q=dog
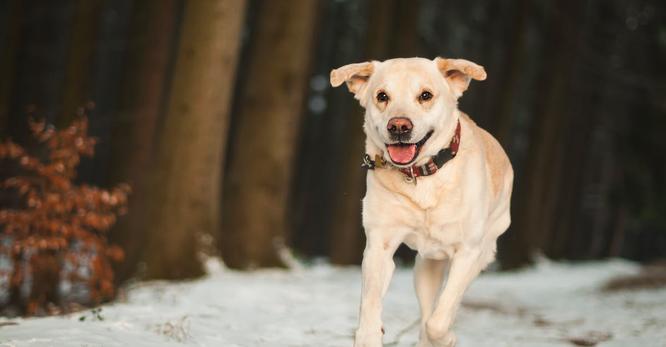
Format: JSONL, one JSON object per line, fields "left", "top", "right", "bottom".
{"left": 330, "top": 57, "right": 513, "bottom": 347}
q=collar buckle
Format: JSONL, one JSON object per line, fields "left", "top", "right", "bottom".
{"left": 404, "top": 166, "right": 416, "bottom": 185}
{"left": 362, "top": 154, "right": 375, "bottom": 169}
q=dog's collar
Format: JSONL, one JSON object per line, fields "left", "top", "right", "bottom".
{"left": 362, "top": 120, "right": 461, "bottom": 183}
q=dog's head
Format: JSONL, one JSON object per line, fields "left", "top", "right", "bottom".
{"left": 330, "top": 57, "right": 485, "bottom": 166}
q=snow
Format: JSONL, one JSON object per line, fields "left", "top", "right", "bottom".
{"left": 1, "top": 258, "right": 665, "bottom": 347}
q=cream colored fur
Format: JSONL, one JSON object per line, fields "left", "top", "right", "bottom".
{"left": 330, "top": 57, "right": 513, "bottom": 347}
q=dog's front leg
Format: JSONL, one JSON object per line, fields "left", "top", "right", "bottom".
{"left": 354, "top": 232, "right": 402, "bottom": 347}
{"left": 414, "top": 255, "right": 448, "bottom": 347}
{"left": 424, "top": 248, "right": 484, "bottom": 347}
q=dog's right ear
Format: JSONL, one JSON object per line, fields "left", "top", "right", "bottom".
{"left": 330, "top": 61, "right": 375, "bottom": 102}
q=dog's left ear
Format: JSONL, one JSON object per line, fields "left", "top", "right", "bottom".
{"left": 434, "top": 57, "right": 486, "bottom": 98}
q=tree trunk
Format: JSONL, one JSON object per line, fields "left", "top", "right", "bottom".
{"left": 0, "top": 0, "right": 22, "bottom": 137}
{"left": 6, "top": 1, "right": 72, "bottom": 141}
{"left": 141, "top": 0, "right": 247, "bottom": 279}
{"left": 106, "top": 0, "right": 179, "bottom": 282}
{"left": 289, "top": 0, "right": 366, "bottom": 260}
{"left": 502, "top": 0, "right": 584, "bottom": 268}
{"left": 59, "top": 0, "right": 102, "bottom": 125}
{"left": 487, "top": 0, "right": 529, "bottom": 144}
{"left": 220, "top": 0, "right": 318, "bottom": 269}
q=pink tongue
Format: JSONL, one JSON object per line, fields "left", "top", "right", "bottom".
{"left": 387, "top": 144, "right": 417, "bottom": 164}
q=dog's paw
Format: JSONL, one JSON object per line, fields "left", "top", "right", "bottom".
{"left": 425, "top": 319, "right": 457, "bottom": 347}
{"left": 353, "top": 329, "right": 383, "bottom": 347}
{"left": 415, "top": 338, "right": 434, "bottom": 347}
{"left": 416, "top": 326, "right": 435, "bottom": 347}
{"left": 426, "top": 331, "right": 456, "bottom": 347}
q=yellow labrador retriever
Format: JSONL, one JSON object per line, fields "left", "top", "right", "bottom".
{"left": 330, "top": 57, "right": 513, "bottom": 347}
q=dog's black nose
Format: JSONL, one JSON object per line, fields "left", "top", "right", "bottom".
{"left": 387, "top": 117, "right": 413, "bottom": 140}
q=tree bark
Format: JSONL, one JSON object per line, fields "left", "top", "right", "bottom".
{"left": 58, "top": 0, "right": 102, "bottom": 125}
{"left": 141, "top": 0, "right": 246, "bottom": 279}
{"left": 106, "top": 0, "right": 179, "bottom": 282}
{"left": 220, "top": 0, "right": 318, "bottom": 269}
{"left": 502, "top": 0, "right": 584, "bottom": 268}
{"left": 6, "top": 1, "right": 72, "bottom": 142}
{"left": 0, "top": 0, "right": 22, "bottom": 137}
{"left": 488, "top": 0, "right": 529, "bottom": 144}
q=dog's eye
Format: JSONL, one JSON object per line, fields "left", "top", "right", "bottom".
{"left": 419, "top": 91, "right": 433, "bottom": 102}
{"left": 376, "top": 91, "right": 389, "bottom": 103}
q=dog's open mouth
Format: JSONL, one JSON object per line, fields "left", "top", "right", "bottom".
{"left": 386, "top": 130, "right": 433, "bottom": 165}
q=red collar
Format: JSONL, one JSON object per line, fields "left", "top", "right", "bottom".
{"left": 362, "top": 120, "right": 461, "bottom": 183}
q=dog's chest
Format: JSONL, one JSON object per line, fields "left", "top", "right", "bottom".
{"left": 367, "top": 168, "right": 466, "bottom": 258}
{"left": 386, "top": 177, "right": 465, "bottom": 259}
{"left": 402, "top": 203, "right": 464, "bottom": 259}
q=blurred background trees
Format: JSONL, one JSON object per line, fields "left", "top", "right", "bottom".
{"left": 137, "top": 0, "right": 247, "bottom": 279}
{"left": 220, "top": 0, "right": 318, "bottom": 269}
{"left": 0, "top": 0, "right": 664, "bottom": 312}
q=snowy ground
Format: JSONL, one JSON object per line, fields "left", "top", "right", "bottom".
{"left": 1, "top": 259, "right": 665, "bottom": 347}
